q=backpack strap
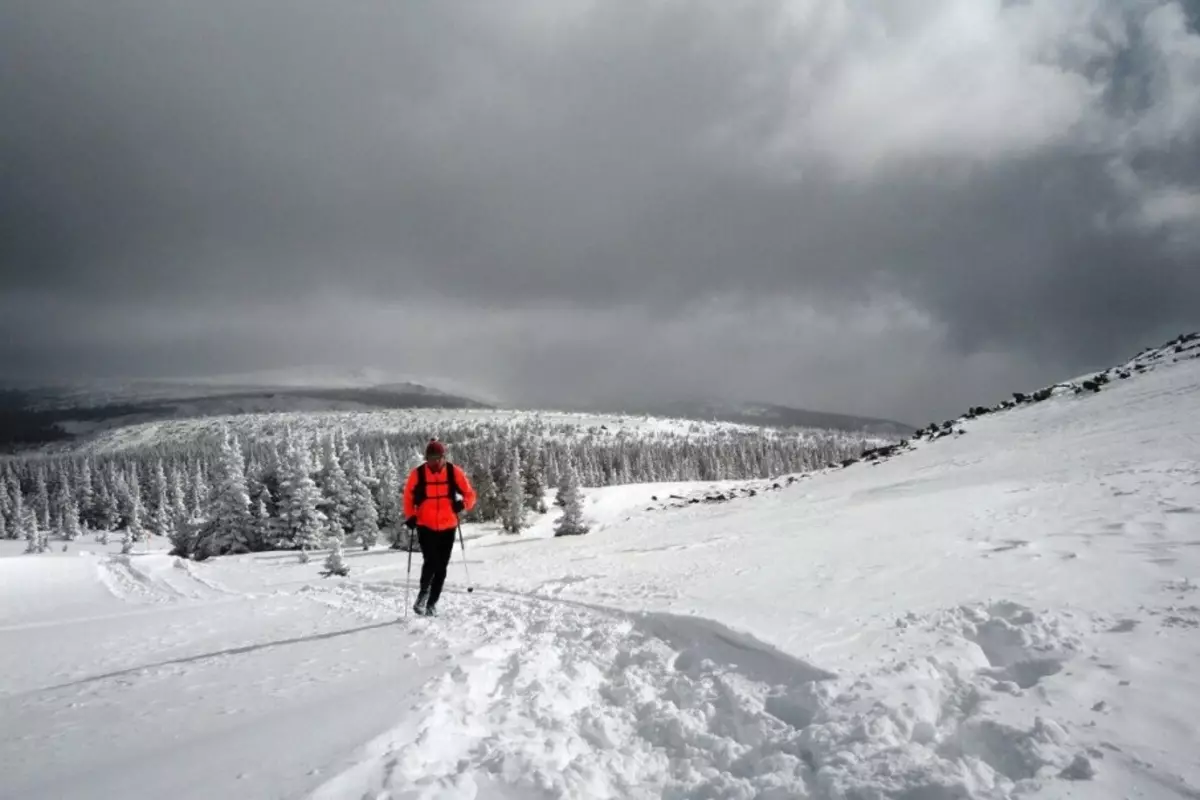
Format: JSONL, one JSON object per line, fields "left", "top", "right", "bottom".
{"left": 413, "top": 464, "right": 426, "bottom": 507}
{"left": 412, "top": 461, "right": 459, "bottom": 507}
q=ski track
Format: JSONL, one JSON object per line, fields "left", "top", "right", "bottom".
{"left": 93, "top": 552, "right": 237, "bottom": 605}
{"left": 306, "top": 583, "right": 1094, "bottom": 800}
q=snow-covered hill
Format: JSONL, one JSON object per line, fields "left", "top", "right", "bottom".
{"left": 2, "top": 334, "right": 1199, "bottom": 798}
{"left": 0, "top": 371, "right": 493, "bottom": 453}
{"left": 43, "top": 405, "right": 840, "bottom": 457}
{"left": 603, "top": 398, "right": 914, "bottom": 437}
{"left": 3, "top": 370, "right": 903, "bottom": 455}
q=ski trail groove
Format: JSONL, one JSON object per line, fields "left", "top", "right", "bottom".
{"left": 24, "top": 620, "right": 402, "bottom": 697}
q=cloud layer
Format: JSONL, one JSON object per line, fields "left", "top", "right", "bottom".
{"left": 2, "top": 0, "right": 1198, "bottom": 422}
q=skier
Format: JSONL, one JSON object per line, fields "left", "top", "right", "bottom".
{"left": 403, "top": 438, "right": 477, "bottom": 616}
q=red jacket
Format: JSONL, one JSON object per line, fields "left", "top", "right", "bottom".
{"left": 403, "top": 462, "right": 476, "bottom": 532}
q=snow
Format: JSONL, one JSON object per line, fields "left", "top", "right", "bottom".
{"left": 3, "top": 343, "right": 1200, "bottom": 798}
{"left": 51, "top": 406, "right": 797, "bottom": 456}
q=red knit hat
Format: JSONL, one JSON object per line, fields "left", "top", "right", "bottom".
{"left": 425, "top": 438, "right": 445, "bottom": 458}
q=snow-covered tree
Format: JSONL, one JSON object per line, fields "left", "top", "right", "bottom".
{"left": 169, "top": 465, "right": 190, "bottom": 530}
{"left": 553, "top": 460, "right": 589, "bottom": 537}
{"left": 466, "top": 463, "right": 500, "bottom": 523}
{"left": 94, "top": 476, "right": 119, "bottom": 532}
{"left": 322, "top": 531, "right": 349, "bottom": 577}
{"left": 318, "top": 437, "right": 352, "bottom": 534}
{"left": 189, "top": 461, "right": 209, "bottom": 520}
{"left": 33, "top": 467, "right": 50, "bottom": 532}
{"left": 22, "top": 505, "right": 46, "bottom": 554}
{"left": 113, "top": 469, "right": 138, "bottom": 530}
{"left": 374, "top": 453, "right": 404, "bottom": 546}
{"left": 60, "top": 492, "right": 81, "bottom": 541}
{"left": 58, "top": 484, "right": 81, "bottom": 541}
{"left": 77, "top": 459, "right": 95, "bottom": 525}
{"left": 250, "top": 488, "right": 285, "bottom": 550}
{"left": 0, "top": 481, "right": 10, "bottom": 539}
{"left": 501, "top": 449, "right": 525, "bottom": 533}
{"left": 120, "top": 479, "right": 144, "bottom": 554}
{"left": 523, "top": 444, "right": 548, "bottom": 514}
{"left": 193, "top": 431, "right": 253, "bottom": 560}
{"left": 278, "top": 437, "right": 326, "bottom": 559}
{"left": 148, "top": 461, "right": 174, "bottom": 540}
{"left": 120, "top": 525, "right": 137, "bottom": 554}
{"left": 349, "top": 473, "right": 379, "bottom": 550}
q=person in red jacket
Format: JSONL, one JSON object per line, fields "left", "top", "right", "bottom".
{"left": 403, "top": 439, "right": 476, "bottom": 616}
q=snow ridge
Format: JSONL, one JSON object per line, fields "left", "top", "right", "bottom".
{"left": 93, "top": 553, "right": 235, "bottom": 604}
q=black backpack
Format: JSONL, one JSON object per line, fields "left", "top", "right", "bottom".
{"left": 412, "top": 461, "right": 461, "bottom": 508}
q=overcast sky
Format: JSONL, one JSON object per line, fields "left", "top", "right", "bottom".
{"left": 3, "top": 0, "right": 1198, "bottom": 423}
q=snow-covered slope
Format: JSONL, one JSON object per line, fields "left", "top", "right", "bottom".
{"left": 3, "top": 336, "right": 1199, "bottom": 799}
{"left": 0, "top": 374, "right": 493, "bottom": 452}
{"left": 51, "top": 406, "right": 808, "bottom": 456}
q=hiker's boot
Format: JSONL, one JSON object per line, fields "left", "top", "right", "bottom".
{"left": 425, "top": 604, "right": 438, "bottom": 617}
{"left": 413, "top": 589, "right": 429, "bottom": 616}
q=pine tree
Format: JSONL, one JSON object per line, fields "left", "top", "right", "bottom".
{"left": 76, "top": 459, "right": 95, "bottom": 527}
{"left": 375, "top": 453, "right": 404, "bottom": 546}
{"left": 523, "top": 444, "right": 548, "bottom": 514}
{"left": 62, "top": 494, "right": 82, "bottom": 541}
{"left": 13, "top": 490, "right": 27, "bottom": 542}
{"left": 33, "top": 467, "right": 50, "bottom": 532}
{"left": 278, "top": 438, "right": 326, "bottom": 559}
{"left": 93, "top": 472, "right": 119, "bottom": 532}
{"left": 149, "top": 461, "right": 174, "bottom": 540}
{"left": 250, "top": 484, "right": 285, "bottom": 551}
{"left": 120, "top": 483, "right": 144, "bottom": 554}
{"left": 321, "top": 529, "right": 350, "bottom": 577}
{"left": 168, "top": 518, "right": 195, "bottom": 558}
{"left": 501, "top": 449, "right": 525, "bottom": 533}
{"left": 553, "top": 460, "right": 589, "bottom": 537}
{"left": 189, "top": 461, "right": 209, "bottom": 520}
{"left": 21, "top": 504, "right": 45, "bottom": 554}
{"left": 466, "top": 464, "right": 500, "bottom": 522}
{"left": 169, "top": 465, "right": 189, "bottom": 529}
{"left": 194, "top": 431, "right": 253, "bottom": 560}
{"left": 120, "top": 468, "right": 147, "bottom": 550}
{"left": 319, "top": 438, "right": 352, "bottom": 534}
{"left": 0, "top": 481, "right": 12, "bottom": 540}
{"left": 55, "top": 482, "right": 81, "bottom": 541}
{"left": 349, "top": 473, "right": 379, "bottom": 550}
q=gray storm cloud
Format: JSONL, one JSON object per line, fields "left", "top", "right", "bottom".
{"left": 2, "top": 0, "right": 1198, "bottom": 422}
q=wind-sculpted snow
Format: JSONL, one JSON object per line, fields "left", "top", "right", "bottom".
{"left": 305, "top": 584, "right": 1093, "bottom": 799}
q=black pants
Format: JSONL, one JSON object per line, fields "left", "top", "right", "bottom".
{"left": 418, "top": 527, "right": 456, "bottom": 607}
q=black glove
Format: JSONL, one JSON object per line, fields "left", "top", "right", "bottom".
{"left": 452, "top": 499, "right": 464, "bottom": 514}
{"left": 405, "top": 516, "right": 418, "bottom": 531}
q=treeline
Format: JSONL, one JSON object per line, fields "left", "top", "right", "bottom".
{"left": 1, "top": 421, "right": 871, "bottom": 559}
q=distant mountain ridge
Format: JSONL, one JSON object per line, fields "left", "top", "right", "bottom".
{"left": 0, "top": 376, "right": 491, "bottom": 452}
{"left": 586, "top": 399, "right": 914, "bottom": 437}
{"left": 0, "top": 371, "right": 907, "bottom": 452}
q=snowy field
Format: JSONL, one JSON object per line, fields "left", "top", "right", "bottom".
{"left": 3, "top": 349, "right": 1200, "bottom": 798}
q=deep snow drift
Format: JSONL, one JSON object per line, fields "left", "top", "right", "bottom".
{"left": 2, "top": 342, "right": 1199, "bottom": 799}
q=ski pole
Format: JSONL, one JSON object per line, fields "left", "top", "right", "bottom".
{"left": 457, "top": 524, "right": 474, "bottom": 593}
{"left": 404, "top": 529, "right": 413, "bottom": 618}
